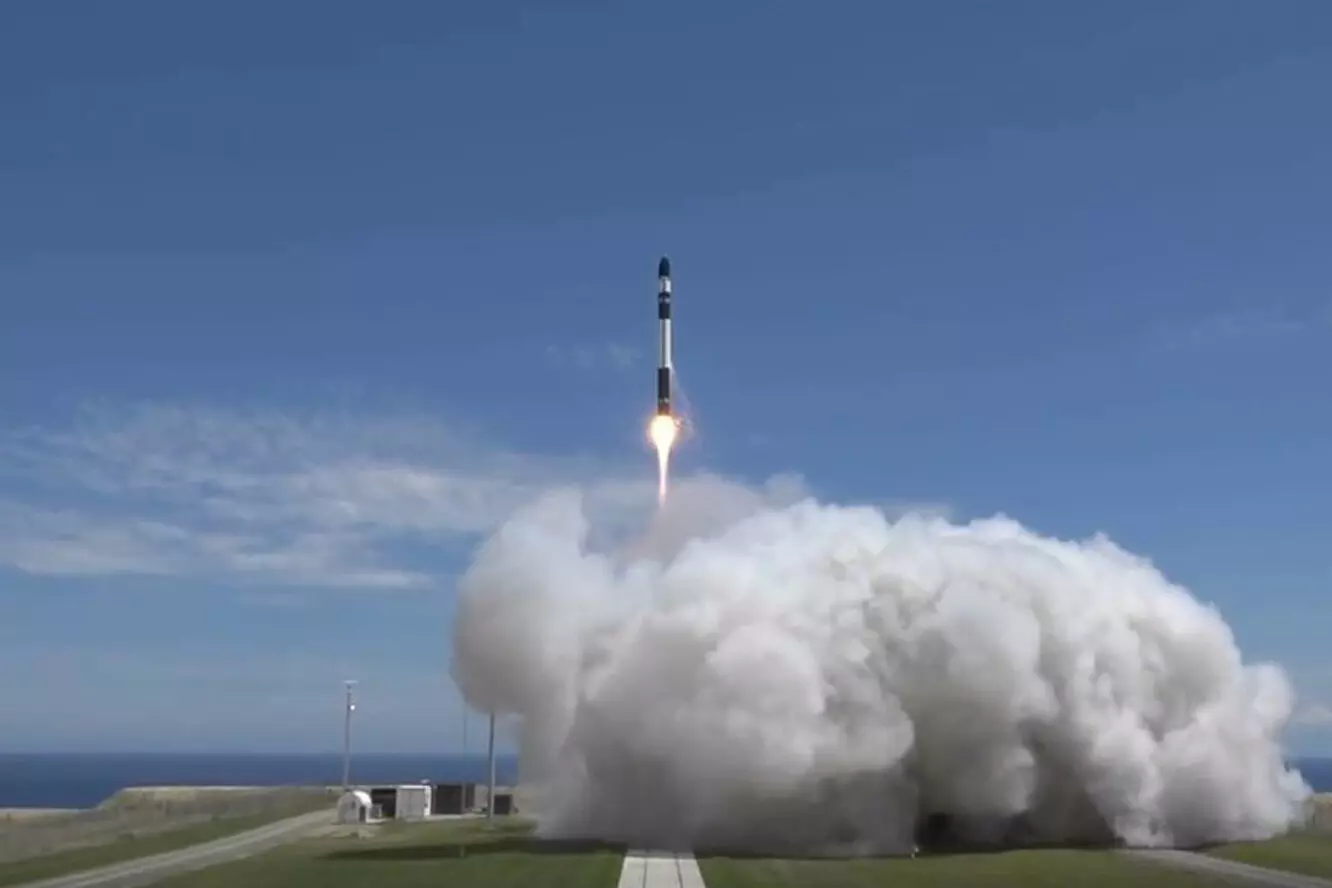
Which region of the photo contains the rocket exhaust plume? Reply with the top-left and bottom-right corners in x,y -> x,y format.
649,256 -> 678,505
648,414 -> 678,505
450,475 -> 1311,855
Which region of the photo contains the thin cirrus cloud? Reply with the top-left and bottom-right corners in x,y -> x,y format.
1294,703 -> 1332,729
544,341 -> 641,371
0,404 -> 955,592
0,404 -> 654,590
1142,306 -> 1315,354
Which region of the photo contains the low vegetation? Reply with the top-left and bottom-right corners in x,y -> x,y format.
8,803 -> 1330,888
0,789 -> 332,886
1204,829 -> 1332,881
148,817 -> 625,888
698,849 -> 1236,888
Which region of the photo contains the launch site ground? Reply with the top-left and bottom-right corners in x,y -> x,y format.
6,813 -> 1328,888
1203,832 -> 1332,882
146,818 -> 624,888
0,811 -> 313,888
0,788 -> 334,887
3,795 -> 1332,888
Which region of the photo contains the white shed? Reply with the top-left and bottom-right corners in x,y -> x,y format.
395,784 -> 431,821
336,789 -> 375,824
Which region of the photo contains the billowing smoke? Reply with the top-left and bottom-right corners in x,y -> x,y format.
450,473 -> 1310,854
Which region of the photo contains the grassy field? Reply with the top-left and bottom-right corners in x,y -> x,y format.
9,807 -> 1317,888
148,818 -> 625,888
698,849 -> 1236,888
0,787 -> 337,867
1205,830 -> 1332,881
0,796 -> 331,887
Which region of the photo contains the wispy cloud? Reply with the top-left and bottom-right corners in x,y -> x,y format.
544,342 -> 641,370
0,404 -> 652,590
0,403 -> 952,592
1294,703 -> 1332,729
1143,307 -> 1311,354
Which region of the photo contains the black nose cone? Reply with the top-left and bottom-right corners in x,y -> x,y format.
658,256 -> 671,278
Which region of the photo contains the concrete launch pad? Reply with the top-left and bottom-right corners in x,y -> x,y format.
617,849 -> 706,888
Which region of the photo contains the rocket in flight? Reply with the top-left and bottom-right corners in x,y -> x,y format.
648,256 -> 680,504
656,255 -> 673,417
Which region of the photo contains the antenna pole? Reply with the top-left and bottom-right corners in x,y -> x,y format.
341,680 -> 357,790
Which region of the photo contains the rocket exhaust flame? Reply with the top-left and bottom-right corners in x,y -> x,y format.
648,414 -> 679,505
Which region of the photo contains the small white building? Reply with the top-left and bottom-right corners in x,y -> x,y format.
395,784 -> 431,821
336,789 -> 375,824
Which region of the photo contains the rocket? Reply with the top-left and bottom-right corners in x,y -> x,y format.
656,256 -> 673,417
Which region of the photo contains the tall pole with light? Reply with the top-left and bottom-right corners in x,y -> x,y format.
486,711 -> 497,823
341,680 -> 357,791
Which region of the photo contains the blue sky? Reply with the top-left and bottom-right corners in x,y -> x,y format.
2,1 -> 1330,754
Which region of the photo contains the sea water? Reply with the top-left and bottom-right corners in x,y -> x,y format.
0,753 -> 520,808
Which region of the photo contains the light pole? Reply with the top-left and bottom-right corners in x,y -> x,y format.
341,680 -> 357,791
486,711 -> 497,823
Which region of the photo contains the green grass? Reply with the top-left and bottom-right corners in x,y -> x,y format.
148,818 -> 625,888
0,797 -> 332,887
698,848 -> 1234,887
20,806 -> 1309,888
1204,830 -> 1332,881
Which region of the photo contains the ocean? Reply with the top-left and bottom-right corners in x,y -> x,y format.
0,753 -> 520,809
0,753 -> 1327,809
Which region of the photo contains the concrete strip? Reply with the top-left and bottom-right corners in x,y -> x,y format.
15,809 -> 332,888
618,850 -> 704,888
645,853 -> 678,887
1127,848 -> 1332,888
616,851 -> 647,888
676,851 -> 706,888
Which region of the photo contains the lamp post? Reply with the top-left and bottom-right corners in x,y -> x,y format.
486,711 -> 497,823
341,680 -> 357,791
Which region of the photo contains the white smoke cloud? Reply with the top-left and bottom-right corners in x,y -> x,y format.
450,474 -> 1310,854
